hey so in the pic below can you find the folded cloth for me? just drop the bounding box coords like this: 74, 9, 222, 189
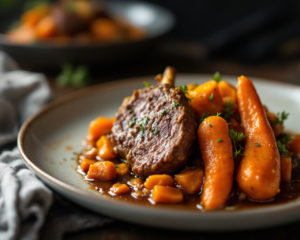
0, 52, 113, 240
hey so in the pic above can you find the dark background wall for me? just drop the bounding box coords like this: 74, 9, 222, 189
1, 0, 300, 61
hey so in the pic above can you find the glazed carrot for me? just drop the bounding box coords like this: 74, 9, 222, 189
109, 183, 130, 195
115, 163, 129, 176
144, 174, 174, 190
174, 168, 204, 194
280, 156, 292, 182
188, 80, 223, 118
34, 16, 56, 39
87, 161, 117, 181
198, 116, 234, 210
80, 158, 96, 173
88, 117, 115, 141
96, 136, 116, 160
151, 185, 183, 204
218, 80, 237, 104
236, 76, 280, 200
187, 83, 198, 91
288, 135, 300, 156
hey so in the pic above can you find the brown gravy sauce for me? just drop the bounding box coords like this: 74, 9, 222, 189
77, 155, 300, 211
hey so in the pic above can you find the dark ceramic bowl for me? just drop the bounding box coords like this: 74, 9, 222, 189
0, 1, 174, 69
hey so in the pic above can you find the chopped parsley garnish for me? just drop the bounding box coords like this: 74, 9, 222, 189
209, 123, 213, 128
154, 129, 159, 135
164, 135, 169, 139
254, 142, 261, 147
200, 113, 210, 123
178, 85, 188, 95
222, 102, 236, 121
129, 118, 136, 127
208, 93, 214, 101
274, 111, 289, 125
139, 116, 149, 126
229, 129, 246, 159
217, 138, 223, 143
212, 71, 222, 83
129, 109, 133, 114
277, 140, 289, 156
160, 110, 167, 116
139, 125, 145, 134
144, 81, 151, 87
173, 102, 180, 108
115, 165, 119, 168
276, 134, 291, 156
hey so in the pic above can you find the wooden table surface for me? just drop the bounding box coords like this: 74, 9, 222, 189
45, 42, 300, 240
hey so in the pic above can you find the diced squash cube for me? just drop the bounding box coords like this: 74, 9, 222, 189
87, 161, 117, 181
127, 178, 144, 190
175, 168, 204, 194
80, 158, 96, 173
109, 183, 130, 195
96, 136, 116, 160
115, 163, 129, 176
87, 117, 115, 141
144, 174, 174, 190
151, 185, 183, 204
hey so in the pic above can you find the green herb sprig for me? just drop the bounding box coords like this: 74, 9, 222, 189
274, 111, 289, 126
56, 63, 90, 87
229, 129, 246, 159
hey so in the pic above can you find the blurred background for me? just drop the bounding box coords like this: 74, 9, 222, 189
0, 0, 300, 93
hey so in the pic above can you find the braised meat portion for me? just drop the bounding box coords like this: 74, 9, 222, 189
110, 67, 197, 177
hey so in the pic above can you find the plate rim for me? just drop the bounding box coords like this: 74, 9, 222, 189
17, 74, 300, 230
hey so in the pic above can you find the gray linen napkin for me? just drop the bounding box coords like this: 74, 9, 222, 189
0, 52, 112, 240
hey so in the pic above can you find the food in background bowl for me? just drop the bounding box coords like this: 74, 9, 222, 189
6, 0, 144, 44
77, 67, 300, 211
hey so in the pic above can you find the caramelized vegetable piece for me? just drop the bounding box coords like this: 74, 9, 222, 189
34, 16, 56, 39
151, 185, 183, 204
198, 116, 234, 210
88, 117, 114, 141
110, 183, 130, 195
90, 18, 118, 41
281, 156, 292, 182
115, 163, 129, 176
83, 147, 98, 159
87, 161, 117, 180
265, 109, 284, 137
144, 174, 174, 190
80, 158, 96, 173
174, 168, 204, 194
236, 76, 280, 200
127, 178, 144, 190
288, 135, 300, 157
218, 80, 237, 104
188, 80, 223, 118
22, 5, 49, 27
7, 26, 35, 44
96, 136, 116, 160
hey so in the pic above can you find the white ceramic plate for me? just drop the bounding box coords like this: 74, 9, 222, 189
18, 74, 300, 231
